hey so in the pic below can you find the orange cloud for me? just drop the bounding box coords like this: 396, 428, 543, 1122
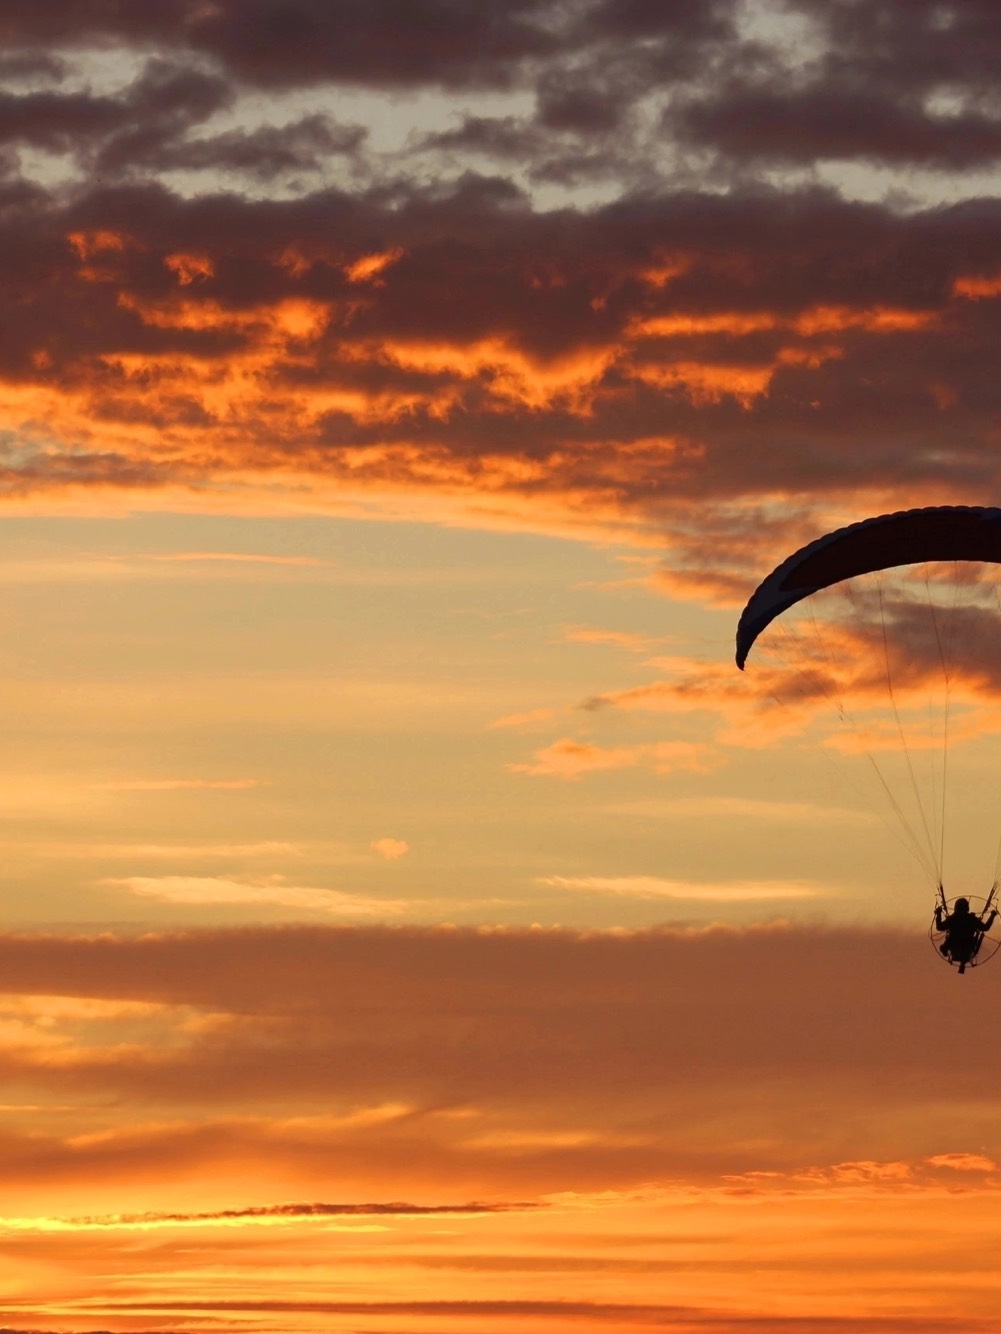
488, 707, 557, 730
164, 251, 215, 285
66, 228, 134, 260
345, 247, 404, 283
954, 271, 1001, 299
0, 921, 996, 1194
370, 837, 410, 860
633, 302, 935, 338
144, 550, 324, 565
508, 736, 718, 779
561, 626, 656, 652
2, 189, 988, 551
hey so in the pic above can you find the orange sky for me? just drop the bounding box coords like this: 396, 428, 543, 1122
4, 1, 1001, 1329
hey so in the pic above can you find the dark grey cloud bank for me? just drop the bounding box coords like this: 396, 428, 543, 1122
5, 181, 1001, 506
1, 0, 998, 167
1, 0, 1000, 587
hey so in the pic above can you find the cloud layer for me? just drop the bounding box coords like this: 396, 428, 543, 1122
2, 923, 1001, 1329
0, 0, 999, 587
0, 921, 995, 1194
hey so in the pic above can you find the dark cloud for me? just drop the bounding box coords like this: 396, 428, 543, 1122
586, 0, 736, 44
0, 59, 233, 178
1, 0, 1000, 179
147, 114, 366, 180
0, 0, 742, 96
4, 178, 1001, 529
677, 86, 1001, 167
537, 83, 627, 135
93, 60, 234, 175
0, 49, 68, 83
74, 1199, 531, 1225
0, 90, 126, 152
184, 0, 561, 90
420, 115, 545, 160
802, 0, 1001, 95
0, 3, 1000, 559
674, 0, 1001, 170
0, 0, 563, 91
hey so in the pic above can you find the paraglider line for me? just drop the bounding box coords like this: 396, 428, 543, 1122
860, 752, 941, 884
877, 579, 941, 882
922, 565, 952, 885
802, 584, 940, 884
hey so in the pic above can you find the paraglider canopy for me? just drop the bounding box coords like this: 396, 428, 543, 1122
735, 505, 1001, 669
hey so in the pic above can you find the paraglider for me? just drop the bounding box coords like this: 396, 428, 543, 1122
736, 505, 1001, 973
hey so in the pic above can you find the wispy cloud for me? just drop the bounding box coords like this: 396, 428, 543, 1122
509, 737, 718, 779
106, 875, 414, 916
488, 707, 557, 731
0, 1198, 533, 1232
143, 551, 326, 565
98, 778, 262, 792
601, 796, 876, 825
83, 840, 303, 860
539, 875, 824, 902
561, 625, 658, 653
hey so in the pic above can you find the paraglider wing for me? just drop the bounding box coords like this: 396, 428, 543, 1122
735, 505, 1001, 669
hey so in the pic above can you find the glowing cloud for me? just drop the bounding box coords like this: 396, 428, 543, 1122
370, 838, 410, 861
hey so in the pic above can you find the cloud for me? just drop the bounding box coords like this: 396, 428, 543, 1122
3, 8, 1001, 1326
150, 114, 366, 180
0, 4, 1000, 551
539, 875, 824, 902
0, 921, 993, 1189
4, 923, 1001, 1330
488, 707, 557, 731
677, 85, 1001, 169
143, 550, 325, 565
562, 625, 656, 652
106, 874, 415, 916
370, 837, 410, 860
577, 576, 1001, 760
508, 737, 719, 779
0, 1, 733, 94
3, 1198, 531, 1231
2, 175, 1001, 547
601, 795, 875, 825
98, 777, 262, 791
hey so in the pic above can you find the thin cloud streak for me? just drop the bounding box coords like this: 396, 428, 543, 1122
144, 550, 327, 565
539, 875, 825, 901
105, 875, 420, 916
0, 1198, 533, 1231
97, 778, 262, 791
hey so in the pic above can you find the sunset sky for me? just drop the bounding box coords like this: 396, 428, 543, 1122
4, 1, 1001, 1330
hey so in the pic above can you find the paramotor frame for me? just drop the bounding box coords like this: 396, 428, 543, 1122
929, 888, 1001, 972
